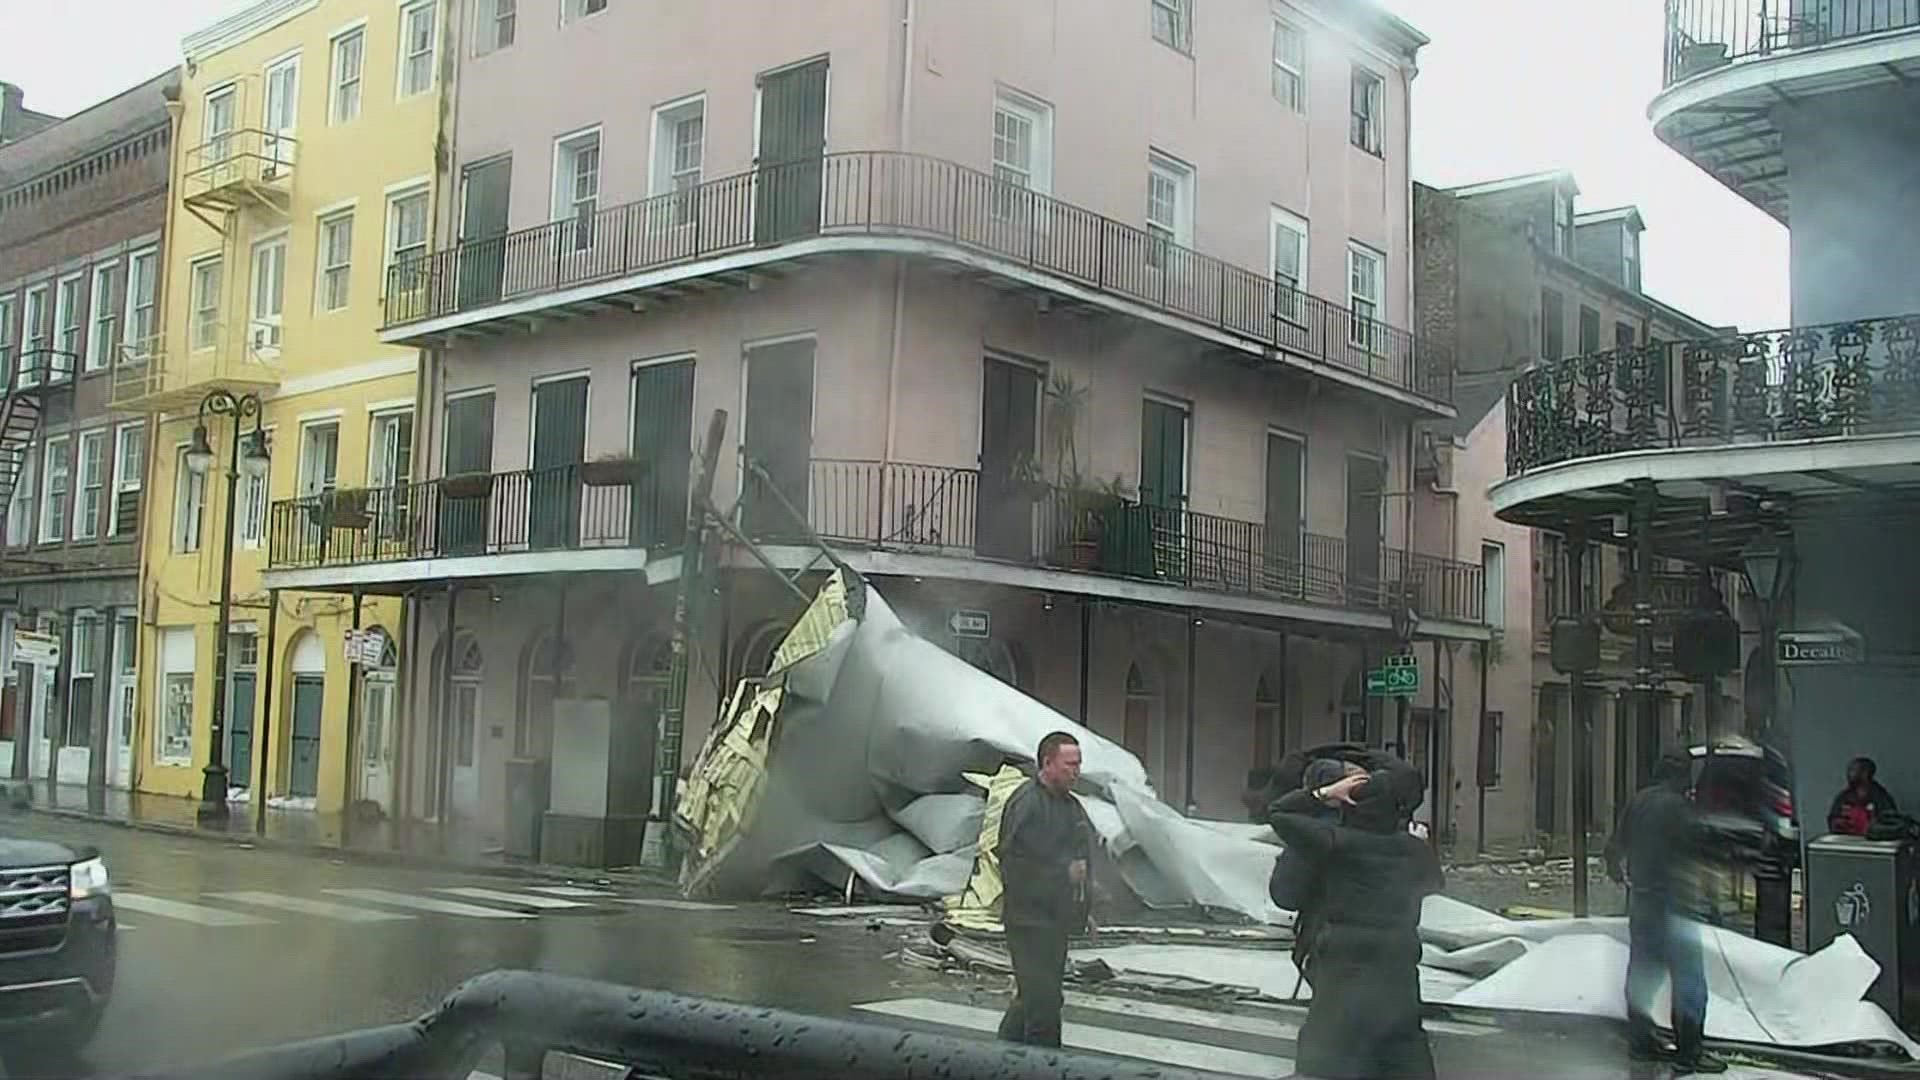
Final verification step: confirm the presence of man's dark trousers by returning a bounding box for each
[997,923,1070,1047]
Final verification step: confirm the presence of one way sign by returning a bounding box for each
[947,609,992,639]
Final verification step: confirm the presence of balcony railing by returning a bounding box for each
[269,459,1485,625]
[386,151,1453,403]
[109,323,281,410]
[181,127,296,210]
[1664,0,1920,85]
[1506,313,1920,477]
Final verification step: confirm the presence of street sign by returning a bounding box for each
[11,629,58,668]
[1777,627,1864,666]
[344,628,387,666]
[947,609,991,640]
[1366,661,1418,697]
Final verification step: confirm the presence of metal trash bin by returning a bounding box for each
[504,758,550,861]
[1807,833,1920,1026]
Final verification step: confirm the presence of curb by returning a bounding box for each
[17,802,679,891]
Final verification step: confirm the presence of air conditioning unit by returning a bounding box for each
[251,323,280,354]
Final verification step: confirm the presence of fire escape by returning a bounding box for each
[0,351,74,565]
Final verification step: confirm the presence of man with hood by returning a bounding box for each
[1607,752,1725,1074]
[1268,755,1444,1079]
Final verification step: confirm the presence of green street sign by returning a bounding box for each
[1365,663,1419,697]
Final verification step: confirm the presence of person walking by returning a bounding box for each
[996,730,1094,1048]
[1268,756,1443,1079]
[1606,752,1726,1074]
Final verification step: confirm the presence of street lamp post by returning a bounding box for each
[1739,526,1795,949]
[185,389,270,824]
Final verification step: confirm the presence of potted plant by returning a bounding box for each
[312,488,373,531]
[1005,453,1049,504]
[1055,473,1134,571]
[581,452,648,488]
[441,471,494,500]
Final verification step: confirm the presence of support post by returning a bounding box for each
[1476,636,1489,856]
[255,591,280,836]
[343,588,364,846]
[1567,523,1591,918]
[1634,480,1659,790]
[1183,614,1197,815]
[437,582,459,830]
[1077,601,1091,725]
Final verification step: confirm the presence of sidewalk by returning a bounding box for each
[0,778,675,889]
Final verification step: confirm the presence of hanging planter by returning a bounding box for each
[580,453,649,488]
[317,488,373,531]
[441,471,494,500]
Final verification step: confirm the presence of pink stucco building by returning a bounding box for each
[264,0,1486,861]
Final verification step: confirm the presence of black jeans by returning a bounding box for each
[997,922,1070,1047]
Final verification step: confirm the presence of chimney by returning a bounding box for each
[1,82,27,142]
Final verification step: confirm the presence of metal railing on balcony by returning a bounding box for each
[108,322,281,410]
[1506,313,1920,476]
[1665,0,1920,85]
[181,127,296,209]
[386,151,1453,402]
[270,459,1484,624]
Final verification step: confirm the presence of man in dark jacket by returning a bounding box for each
[1607,753,1725,1074]
[1828,756,1898,837]
[1269,757,1443,1079]
[995,730,1094,1048]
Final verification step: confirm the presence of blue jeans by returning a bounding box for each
[1626,890,1708,1033]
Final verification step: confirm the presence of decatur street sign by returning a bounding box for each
[1776,626,1865,666]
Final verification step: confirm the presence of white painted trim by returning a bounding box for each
[270,355,416,399]
[182,0,321,63]
[383,234,1455,418]
[295,408,346,424]
[382,175,434,197]
[1650,29,1920,132]
[647,92,707,198]
[631,352,695,372]
[394,0,441,102]
[364,397,414,414]
[263,44,303,71]
[312,196,360,218]
[530,367,593,387]
[326,15,369,41]
[264,546,669,592]
[445,384,495,403]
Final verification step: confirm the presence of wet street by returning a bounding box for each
[1,814,1832,1079]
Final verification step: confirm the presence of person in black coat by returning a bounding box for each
[1269,756,1443,1080]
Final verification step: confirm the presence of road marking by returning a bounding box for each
[528,885,618,898]
[1064,991,1302,1041]
[212,890,416,923]
[855,998,1293,1078]
[614,898,734,911]
[324,887,534,919]
[1238,999,1493,1039]
[113,892,274,927]
[437,887,591,910]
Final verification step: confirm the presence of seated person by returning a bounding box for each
[1828,756,1898,837]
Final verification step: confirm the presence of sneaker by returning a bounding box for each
[1673,1049,1729,1074]
[1627,1037,1674,1062]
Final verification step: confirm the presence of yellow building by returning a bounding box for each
[124,0,440,815]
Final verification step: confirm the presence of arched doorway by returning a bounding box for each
[735,622,790,684]
[517,635,574,760]
[625,637,673,815]
[358,627,399,814]
[287,631,327,799]
[1253,673,1283,767]
[1123,662,1160,785]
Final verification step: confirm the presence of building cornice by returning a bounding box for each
[183,0,322,66]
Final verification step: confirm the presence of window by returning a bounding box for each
[398,1,438,99]
[113,612,136,751]
[1482,541,1506,631]
[86,263,118,372]
[174,445,206,552]
[330,26,364,124]
[385,188,429,281]
[1480,711,1503,787]
[21,284,47,387]
[368,409,413,537]
[1623,227,1642,292]
[5,446,33,546]
[39,435,69,544]
[237,449,269,548]
[553,129,601,250]
[1270,207,1308,323]
[317,212,353,312]
[651,97,704,226]
[477,0,515,54]
[66,614,99,747]
[190,257,222,350]
[564,0,608,23]
[75,430,105,541]
[1540,288,1564,361]
[991,89,1051,221]
[299,421,340,497]
[158,626,194,764]
[204,85,236,162]
[1578,305,1600,355]
[1145,151,1193,269]
[1350,66,1383,154]
[52,275,82,379]
[1272,18,1305,111]
[249,235,288,355]
[1347,242,1384,350]
[1552,189,1574,257]
[110,422,144,537]
[125,247,159,349]
[1150,0,1189,51]
[0,298,13,382]
[1616,321,1637,349]
[262,55,299,171]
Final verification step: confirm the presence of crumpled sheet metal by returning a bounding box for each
[678,571,1916,1059]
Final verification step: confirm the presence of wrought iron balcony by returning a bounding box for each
[181,128,295,215]
[1505,314,1920,477]
[109,322,282,412]
[268,459,1485,625]
[385,150,1453,404]
[1665,0,1920,85]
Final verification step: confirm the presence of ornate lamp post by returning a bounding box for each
[185,389,270,824]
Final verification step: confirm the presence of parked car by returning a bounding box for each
[1690,739,1799,874]
[0,830,116,1058]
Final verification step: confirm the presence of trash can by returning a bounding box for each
[1807,833,1920,1025]
[504,758,550,861]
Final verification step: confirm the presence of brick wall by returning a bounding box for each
[0,124,170,283]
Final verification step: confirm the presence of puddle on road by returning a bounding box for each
[698,927,817,945]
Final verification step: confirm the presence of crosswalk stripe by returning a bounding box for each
[855,998,1293,1078]
[212,890,416,923]
[614,897,733,911]
[1238,1000,1492,1040]
[325,887,534,919]
[528,885,617,898]
[1064,991,1302,1041]
[114,892,274,927]
[437,886,591,910]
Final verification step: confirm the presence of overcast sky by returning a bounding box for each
[1,0,1788,331]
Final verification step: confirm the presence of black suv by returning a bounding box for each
[0,834,116,1055]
